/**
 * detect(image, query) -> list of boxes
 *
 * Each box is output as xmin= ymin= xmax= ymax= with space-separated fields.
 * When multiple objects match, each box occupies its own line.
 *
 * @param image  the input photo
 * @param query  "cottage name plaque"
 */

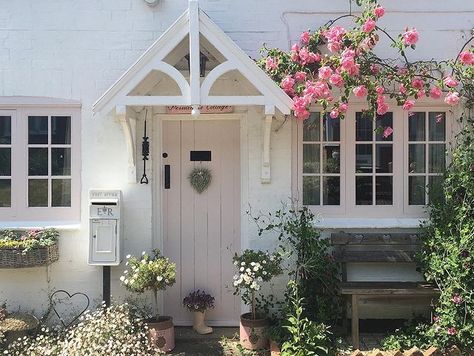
xmin=166 ymin=105 xmax=234 ymax=114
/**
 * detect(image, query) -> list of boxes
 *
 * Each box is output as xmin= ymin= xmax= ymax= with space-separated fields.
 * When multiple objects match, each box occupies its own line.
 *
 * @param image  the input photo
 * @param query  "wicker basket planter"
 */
xmin=0 ymin=243 xmax=59 ymax=268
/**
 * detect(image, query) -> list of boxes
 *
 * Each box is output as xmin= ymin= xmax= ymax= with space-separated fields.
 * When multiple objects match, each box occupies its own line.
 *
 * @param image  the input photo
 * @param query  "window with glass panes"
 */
xmin=0 ymin=115 xmax=12 ymax=207
xmin=355 ymin=112 xmax=394 ymax=205
xmin=302 ymin=112 xmax=341 ymax=206
xmin=28 ymin=115 xmax=72 ymax=207
xmin=408 ymin=111 xmax=446 ymax=205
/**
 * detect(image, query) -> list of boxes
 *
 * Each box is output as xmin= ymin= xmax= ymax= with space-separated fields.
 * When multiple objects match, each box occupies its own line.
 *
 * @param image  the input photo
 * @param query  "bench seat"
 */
xmin=340 ymin=282 xmax=439 ymax=296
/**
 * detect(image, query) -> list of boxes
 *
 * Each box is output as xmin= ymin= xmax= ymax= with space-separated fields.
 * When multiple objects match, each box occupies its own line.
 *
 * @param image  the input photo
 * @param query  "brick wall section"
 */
xmin=349 ymin=345 xmax=468 ymax=356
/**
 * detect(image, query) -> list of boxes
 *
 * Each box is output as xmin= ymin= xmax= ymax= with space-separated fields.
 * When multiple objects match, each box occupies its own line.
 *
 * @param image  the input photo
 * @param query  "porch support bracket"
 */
xmin=115 ymin=105 xmax=137 ymax=183
xmin=261 ymin=105 xmax=274 ymax=183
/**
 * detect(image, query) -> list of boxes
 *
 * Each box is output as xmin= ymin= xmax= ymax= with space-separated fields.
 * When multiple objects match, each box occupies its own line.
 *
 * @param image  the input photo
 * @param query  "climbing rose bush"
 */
xmin=259 ymin=0 xmax=474 ymax=128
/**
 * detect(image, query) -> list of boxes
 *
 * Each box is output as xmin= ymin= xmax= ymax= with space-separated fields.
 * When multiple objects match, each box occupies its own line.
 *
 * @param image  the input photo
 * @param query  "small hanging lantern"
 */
xmin=140 ymin=109 xmax=150 ymax=184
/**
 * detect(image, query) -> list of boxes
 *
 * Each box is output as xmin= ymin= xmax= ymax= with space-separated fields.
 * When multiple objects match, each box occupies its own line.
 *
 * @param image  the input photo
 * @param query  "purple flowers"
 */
xmin=452 ymin=293 xmax=463 ymax=305
xmin=183 ymin=290 xmax=215 ymax=313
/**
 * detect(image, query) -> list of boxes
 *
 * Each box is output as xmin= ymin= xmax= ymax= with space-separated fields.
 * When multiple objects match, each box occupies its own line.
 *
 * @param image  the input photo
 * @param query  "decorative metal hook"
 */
xmin=140 ymin=109 xmax=150 ymax=184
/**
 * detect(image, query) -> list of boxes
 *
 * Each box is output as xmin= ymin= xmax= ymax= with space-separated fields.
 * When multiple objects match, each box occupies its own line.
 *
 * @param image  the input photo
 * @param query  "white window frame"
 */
xmin=0 ymin=101 xmax=81 ymax=222
xmin=294 ymin=103 xmax=453 ymax=219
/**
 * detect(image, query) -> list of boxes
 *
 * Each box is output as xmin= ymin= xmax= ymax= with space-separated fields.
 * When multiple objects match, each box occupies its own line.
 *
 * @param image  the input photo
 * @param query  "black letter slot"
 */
xmin=190 ymin=151 xmax=211 ymax=161
xmin=164 ymin=165 xmax=170 ymax=189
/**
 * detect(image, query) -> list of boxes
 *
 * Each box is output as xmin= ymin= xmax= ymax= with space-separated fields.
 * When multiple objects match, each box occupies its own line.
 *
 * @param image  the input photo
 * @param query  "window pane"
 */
xmin=429 ymin=112 xmax=446 ymax=141
xmin=0 ymin=148 xmax=11 ymax=176
xmin=322 ymin=115 xmax=340 ymax=141
xmin=409 ymin=112 xmax=425 ymax=141
xmin=376 ymin=144 xmax=393 ymax=173
xmin=408 ymin=144 xmax=425 ymax=173
xmin=52 ymin=179 xmax=71 ymax=207
xmin=28 ymin=116 xmax=48 ymax=144
xmin=303 ymin=112 xmax=320 ymax=141
xmin=409 ymin=176 xmax=426 ymax=205
xmin=323 ymin=145 xmax=340 ymax=173
xmin=29 ymin=148 xmax=48 ymax=176
xmin=28 ymin=179 xmax=48 ymax=207
xmin=375 ymin=112 xmax=393 ymax=141
xmin=376 ymin=176 xmax=393 ymax=205
xmin=303 ymin=176 xmax=320 ymax=205
xmin=356 ymin=176 xmax=372 ymax=205
xmin=0 ymin=116 xmax=11 ymax=144
xmin=356 ymin=144 xmax=372 ymax=173
xmin=0 ymin=179 xmax=11 ymax=207
xmin=428 ymin=176 xmax=444 ymax=204
xmin=356 ymin=112 xmax=373 ymax=141
xmin=303 ymin=144 xmax=320 ymax=173
xmin=323 ymin=176 xmax=340 ymax=205
xmin=429 ymin=144 xmax=445 ymax=173
xmin=51 ymin=116 xmax=71 ymax=144
xmin=52 ymin=148 xmax=71 ymax=176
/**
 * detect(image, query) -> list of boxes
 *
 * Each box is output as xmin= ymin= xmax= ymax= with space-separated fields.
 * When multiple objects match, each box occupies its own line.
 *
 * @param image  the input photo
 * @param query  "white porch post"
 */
xmin=115 ymin=105 xmax=137 ymax=183
xmin=189 ymin=0 xmax=201 ymax=109
xmin=261 ymin=105 xmax=274 ymax=183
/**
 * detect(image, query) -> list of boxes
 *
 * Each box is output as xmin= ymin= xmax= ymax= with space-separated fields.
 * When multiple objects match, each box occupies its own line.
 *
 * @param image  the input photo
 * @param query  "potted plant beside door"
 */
xmin=182 ymin=290 xmax=215 ymax=334
xmin=232 ymin=249 xmax=282 ymax=350
xmin=120 ymin=249 xmax=176 ymax=352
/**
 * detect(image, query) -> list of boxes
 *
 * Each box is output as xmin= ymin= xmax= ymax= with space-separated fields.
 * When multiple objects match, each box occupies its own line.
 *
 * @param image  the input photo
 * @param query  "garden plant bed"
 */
xmin=350 ymin=345 xmax=468 ymax=356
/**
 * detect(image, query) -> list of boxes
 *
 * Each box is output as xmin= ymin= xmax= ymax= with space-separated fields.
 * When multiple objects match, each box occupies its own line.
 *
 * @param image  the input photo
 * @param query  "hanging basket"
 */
xmin=188 ymin=167 xmax=212 ymax=194
xmin=0 ymin=243 xmax=59 ymax=268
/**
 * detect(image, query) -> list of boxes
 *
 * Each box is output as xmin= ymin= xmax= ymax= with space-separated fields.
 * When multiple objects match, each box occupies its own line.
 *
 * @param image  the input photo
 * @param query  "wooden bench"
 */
xmin=331 ymin=232 xmax=439 ymax=349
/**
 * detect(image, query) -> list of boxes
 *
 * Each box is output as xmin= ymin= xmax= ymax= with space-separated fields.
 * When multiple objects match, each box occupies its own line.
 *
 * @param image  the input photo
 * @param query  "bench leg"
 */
xmin=351 ymin=294 xmax=360 ymax=349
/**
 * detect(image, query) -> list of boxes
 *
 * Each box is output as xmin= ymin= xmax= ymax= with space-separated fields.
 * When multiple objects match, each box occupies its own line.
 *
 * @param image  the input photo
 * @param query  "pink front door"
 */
xmin=162 ymin=119 xmax=241 ymax=326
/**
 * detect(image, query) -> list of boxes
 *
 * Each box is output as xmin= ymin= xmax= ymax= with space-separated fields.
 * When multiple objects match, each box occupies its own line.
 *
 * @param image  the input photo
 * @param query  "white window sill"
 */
xmin=315 ymin=218 xmax=426 ymax=229
xmin=0 ymin=221 xmax=81 ymax=230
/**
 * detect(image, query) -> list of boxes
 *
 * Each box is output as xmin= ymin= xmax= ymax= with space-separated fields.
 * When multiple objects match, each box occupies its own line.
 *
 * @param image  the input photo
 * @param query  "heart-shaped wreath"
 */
xmin=188 ymin=167 xmax=212 ymax=193
xmin=50 ymin=290 xmax=90 ymax=328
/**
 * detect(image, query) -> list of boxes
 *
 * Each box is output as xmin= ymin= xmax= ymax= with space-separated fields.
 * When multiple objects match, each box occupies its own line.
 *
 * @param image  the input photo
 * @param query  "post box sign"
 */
xmin=166 ymin=105 xmax=234 ymax=114
xmin=89 ymin=190 xmax=121 ymax=219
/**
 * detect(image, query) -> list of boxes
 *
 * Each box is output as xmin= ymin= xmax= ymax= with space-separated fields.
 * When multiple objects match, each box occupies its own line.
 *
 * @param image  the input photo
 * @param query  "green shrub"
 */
xmin=0 ymin=229 xmax=59 ymax=252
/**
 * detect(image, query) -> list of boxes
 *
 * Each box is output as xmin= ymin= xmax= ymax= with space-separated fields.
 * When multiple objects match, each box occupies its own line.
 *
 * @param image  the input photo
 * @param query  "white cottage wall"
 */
xmin=0 ymin=0 xmax=471 ymax=319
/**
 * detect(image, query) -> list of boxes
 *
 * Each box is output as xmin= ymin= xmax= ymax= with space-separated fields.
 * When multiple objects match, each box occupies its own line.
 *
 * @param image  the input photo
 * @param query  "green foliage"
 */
xmin=280 ymin=281 xmax=331 ymax=356
xmin=382 ymin=120 xmax=474 ymax=351
xmin=253 ymin=207 xmax=342 ymax=325
xmin=0 ymin=229 xmax=59 ymax=252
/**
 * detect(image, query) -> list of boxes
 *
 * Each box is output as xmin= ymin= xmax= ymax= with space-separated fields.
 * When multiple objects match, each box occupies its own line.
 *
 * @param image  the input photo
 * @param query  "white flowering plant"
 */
xmin=121 ymin=249 xmax=176 ymax=320
xmin=232 ymin=249 xmax=282 ymax=320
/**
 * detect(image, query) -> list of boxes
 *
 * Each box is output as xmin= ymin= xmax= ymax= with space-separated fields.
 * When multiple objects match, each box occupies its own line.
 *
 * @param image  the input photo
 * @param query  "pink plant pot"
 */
xmin=147 ymin=316 xmax=175 ymax=352
xmin=270 ymin=339 xmax=281 ymax=356
xmin=239 ymin=312 xmax=269 ymax=350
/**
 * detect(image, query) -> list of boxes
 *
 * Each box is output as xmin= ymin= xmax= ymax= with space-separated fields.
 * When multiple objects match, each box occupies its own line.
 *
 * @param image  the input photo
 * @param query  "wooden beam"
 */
xmin=115 ymin=105 xmax=137 ymax=183
xmin=189 ymin=0 xmax=200 ymax=106
xmin=351 ymin=294 xmax=360 ymax=350
xmin=261 ymin=106 xmax=274 ymax=183
xmin=122 ymin=96 xmax=187 ymax=106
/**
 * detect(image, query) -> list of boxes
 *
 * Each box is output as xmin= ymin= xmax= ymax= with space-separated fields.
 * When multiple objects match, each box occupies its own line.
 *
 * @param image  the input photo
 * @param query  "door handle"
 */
xmin=164 ymin=165 xmax=170 ymax=189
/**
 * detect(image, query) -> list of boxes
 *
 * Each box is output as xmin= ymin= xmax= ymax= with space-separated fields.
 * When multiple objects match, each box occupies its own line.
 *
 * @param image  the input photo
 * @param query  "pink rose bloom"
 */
xmin=341 ymin=57 xmax=355 ymax=71
xmin=433 ymin=316 xmax=441 ymax=323
xmin=402 ymin=28 xmax=419 ymax=46
xmin=318 ymin=66 xmax=333 ymax=80
xmin=293 ymin=96 xmax=310 ymax=120
xmin=329 ymin=73 xmax=344 ymax=87
xmin=402 ymin=99 xmax=415 ymax=110
xmin=327 ymin=40 xmax=341 ymax=53
xmin=445 ymin=92 xmax=460 ymax=106
xmin=324 ymin=26 xmax=346 ymax=42
xmin=459 ymin=50 xmax=474 ymax=65
xmin=444 ymin=76 xmax=458 ymax=88
xmin=348 ymin=64 xmax=360 ymax=77
xmin=416 ymin=90 xmax=425 ymax=99
xmin=291 ymin=43 xmax=300 ymax=53
xmin=430 ymin=86 xmax=442 ymax=99
xmin=294 ymin=71 xmax=307 ymax=82
xmin=452 ymin=294 xmax=463 ymax=305
xmin=265 ymin=57 xmax=278 ymax=71
xmin=339 ymin=103 xmax=348 ymax=113
xmin=362 ymin=19 xmax=376 ymax=33
xmin=281 ymin=76 xmax=295 ymax=95
xmin=370 ymin=64 xmax=380 ymax=74
xmin=353 ymin=85 xmax=368 ymax=98
xmin=341 ymin=48 xmax=356 ymax=60
xmin=330 ymin=109 xmax=339 ymax=119
xmin=308 ymin=52 xmax=321 ymax=63
xmin=412 ymin=78 xmax=424 ymax=90
xmin=300 ymin=31 xmax=311 ymax=45
xmin=399 ymin=83 xmax=407 ymax=94
xmin=290 ymin=44 xmax=300 ymax=62
xmin=376 ymin=86 xmax=385 ymax=94
xmin=304 ymin=81 xmax=330 ymax=99
xmin=374 ymin=6 xmax=385 ymax=18
xmin=377 ymin=102 xmax=389 ymax=116
xmin=447 ymin=327 xmax=457 ymax=336
xmin=383 ymin=126 xmax=393 ymax=138
xmin=299 ymin=47 xmax=314 ymax=65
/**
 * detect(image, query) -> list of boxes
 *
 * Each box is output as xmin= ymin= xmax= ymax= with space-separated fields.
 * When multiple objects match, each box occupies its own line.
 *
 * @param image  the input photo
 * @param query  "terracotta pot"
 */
xmin=239 ymin=312 xmax=269 ymax=350
xmin=192 ymin=311 xmax=213 ymax=334
xmin=146 ymin=316 xmax=175 ymax=352
xmin=270 ymin=339 xmax=281 ymax=356
xmin=2 ymin=313 xmax=39 ymax=346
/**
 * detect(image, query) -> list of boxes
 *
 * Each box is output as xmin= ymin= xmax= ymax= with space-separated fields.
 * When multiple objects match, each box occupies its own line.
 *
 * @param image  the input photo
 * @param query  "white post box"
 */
xmin=88 ymin=190 xmax=122 ymax=266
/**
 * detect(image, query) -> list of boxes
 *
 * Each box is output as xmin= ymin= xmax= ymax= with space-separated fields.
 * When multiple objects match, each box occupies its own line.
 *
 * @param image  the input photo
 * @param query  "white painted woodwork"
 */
xmin=90 ymin=219 xmax=117 ymax=263
xmin=162 ymin=119 xmax=241 ymax=325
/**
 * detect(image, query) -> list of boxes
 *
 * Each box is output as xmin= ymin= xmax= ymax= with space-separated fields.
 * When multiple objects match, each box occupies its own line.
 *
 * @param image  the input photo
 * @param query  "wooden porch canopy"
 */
xmin=92 ymin=0 xmax=292 ymax=183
